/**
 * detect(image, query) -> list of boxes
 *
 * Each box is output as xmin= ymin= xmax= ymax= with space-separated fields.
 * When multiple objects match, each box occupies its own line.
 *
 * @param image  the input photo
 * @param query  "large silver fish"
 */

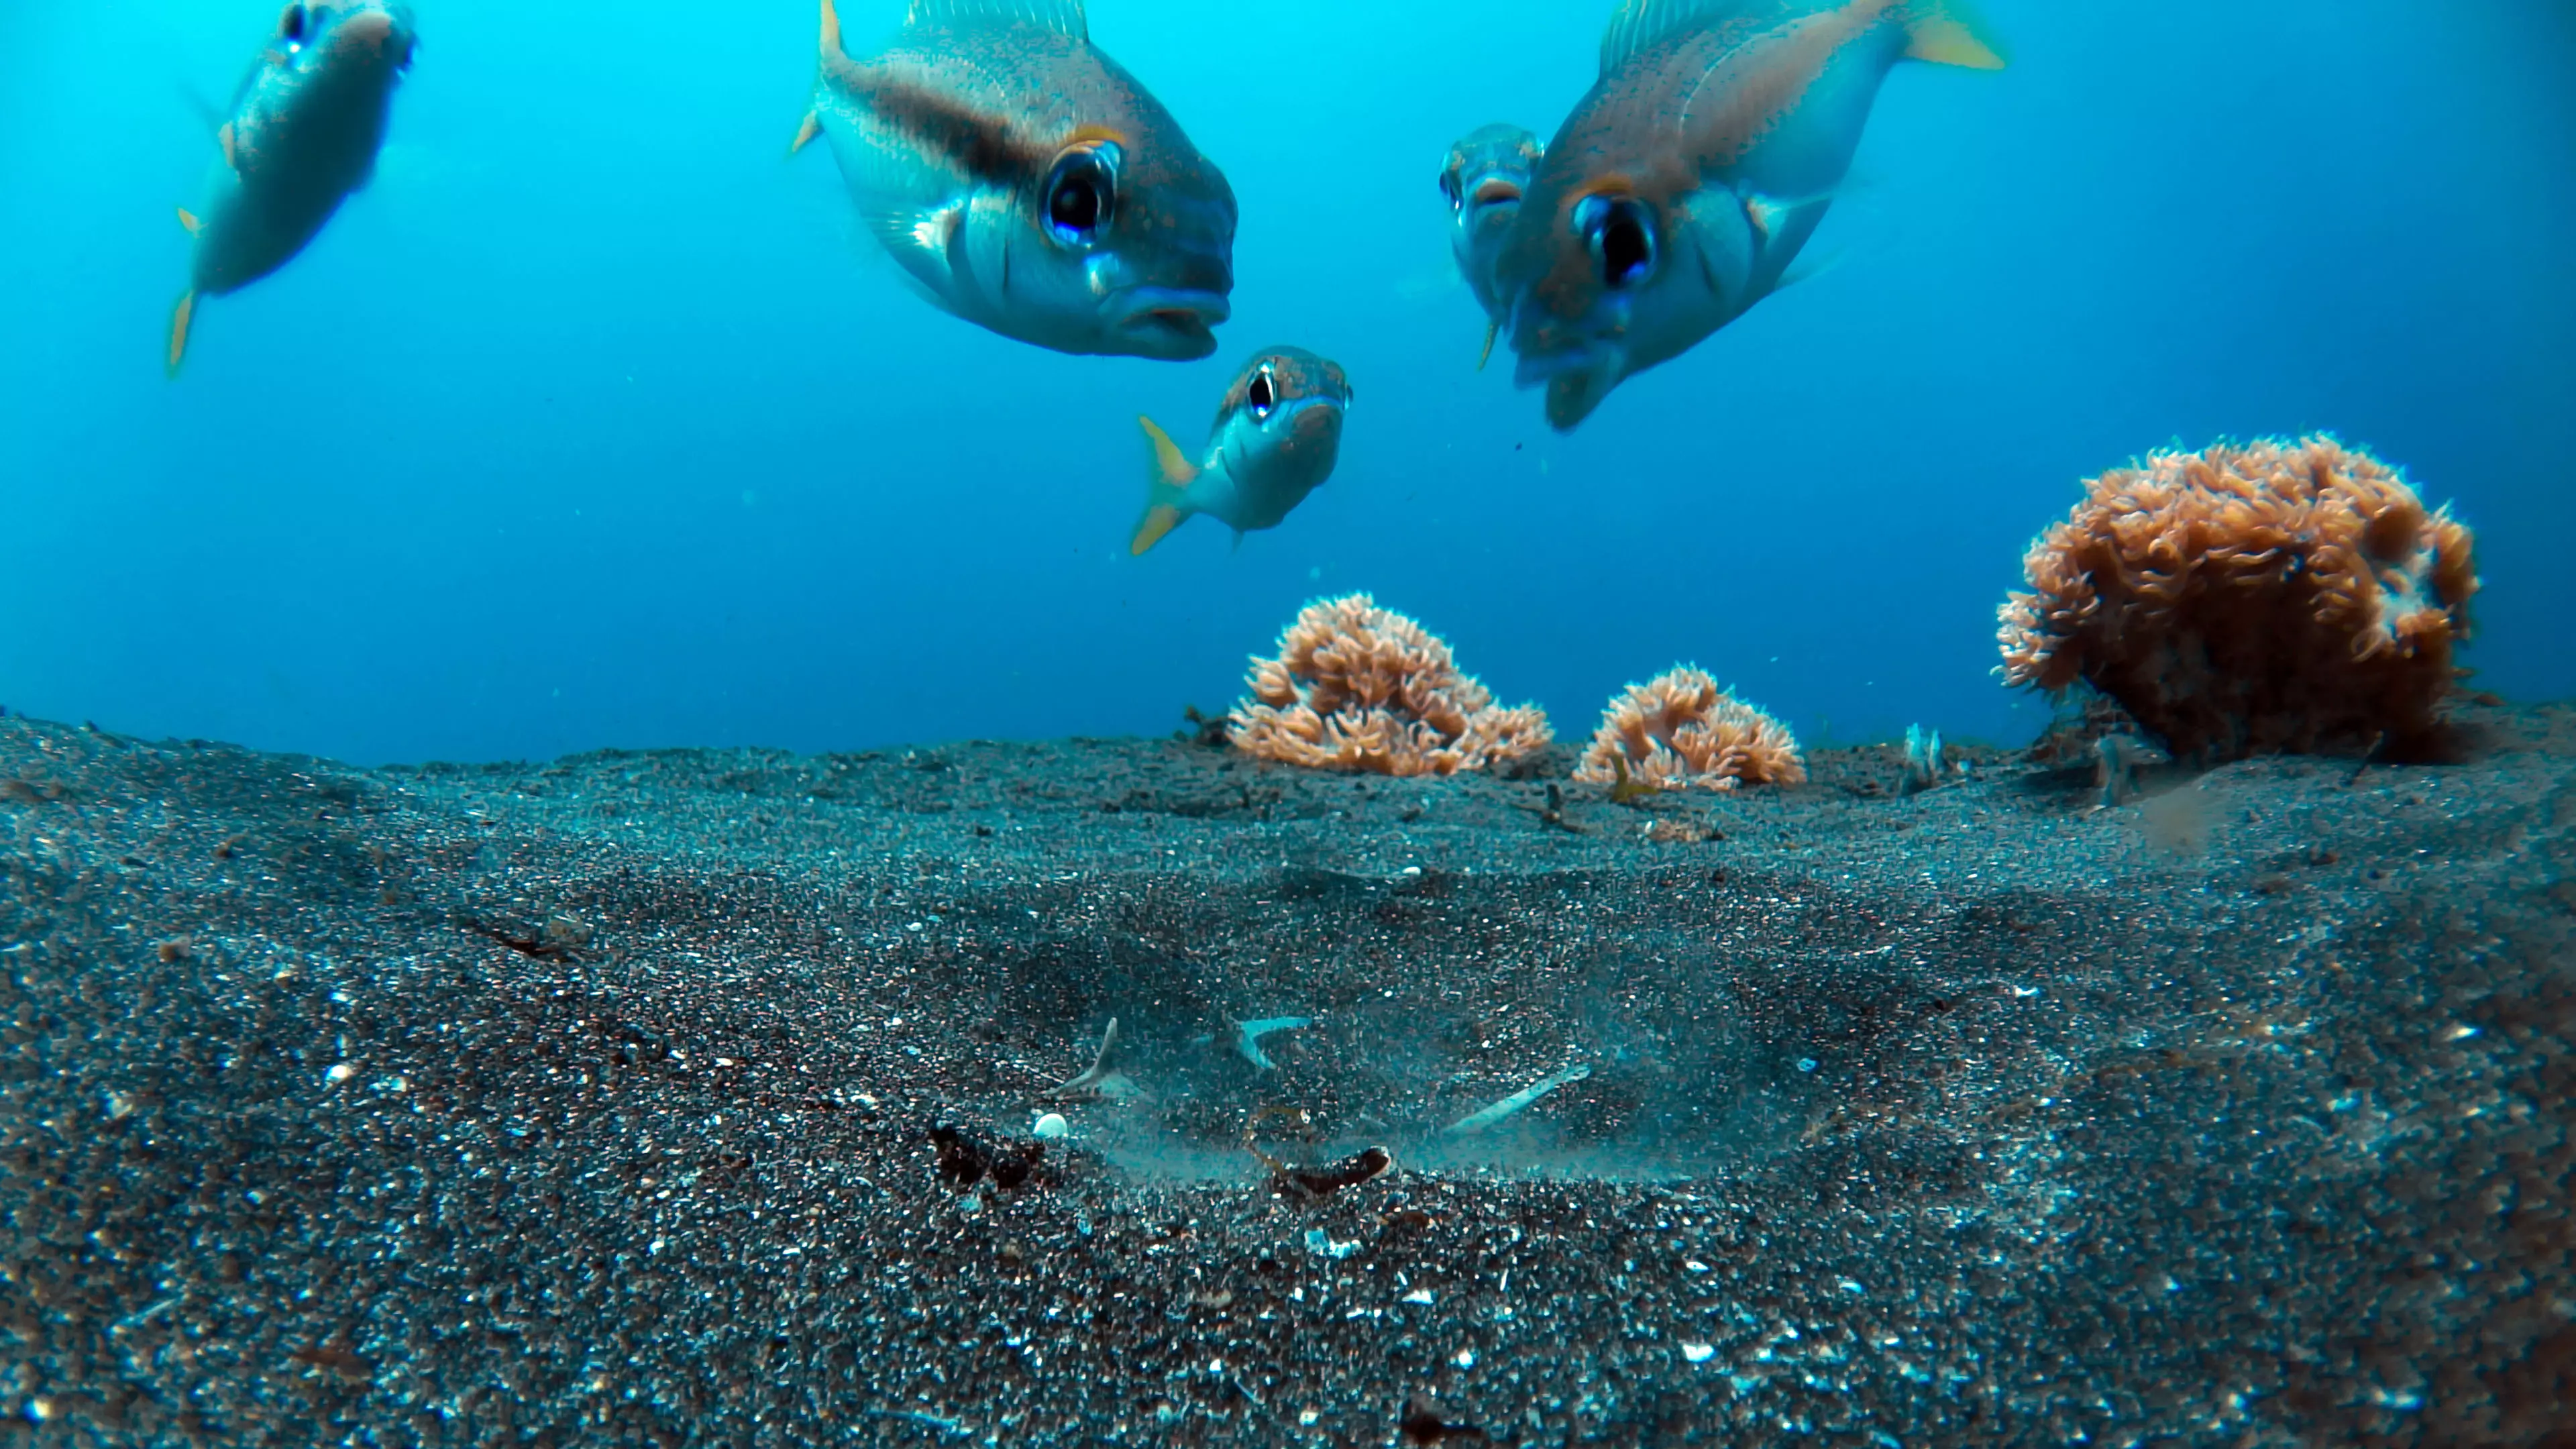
xmin=169 ymin=1 xmax=418 ymax=375
xmin=1495 ymin=0 xmax=2001 ymax=430
xmin=793 ymin=0 xmax=1236 ymax=360
xmin=1130 ymin=347 xmax=1351 ymax=554
xmin=1437 ymin=124 xmax=1543 ymax=370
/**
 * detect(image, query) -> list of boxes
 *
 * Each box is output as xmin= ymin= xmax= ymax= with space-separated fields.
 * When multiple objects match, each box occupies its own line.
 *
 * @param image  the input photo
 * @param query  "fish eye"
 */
xmin=1042 ymin=142 xmax=1121 ymax=248
xmin=1438 ymin=167 xmax=1463 ymax=210
xmin=1575 ymin=195 xmax=1658 ymax=289
xmin=1248 ymin=370 xmax=1277 ymax=420
xmin=278 ymin=3 xmax=307 ymax=42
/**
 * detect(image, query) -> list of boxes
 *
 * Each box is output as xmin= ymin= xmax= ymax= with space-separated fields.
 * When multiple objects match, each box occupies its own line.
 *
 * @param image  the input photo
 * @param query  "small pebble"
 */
xmin=1032 ymin=1112 xmax=1069 ymax=1140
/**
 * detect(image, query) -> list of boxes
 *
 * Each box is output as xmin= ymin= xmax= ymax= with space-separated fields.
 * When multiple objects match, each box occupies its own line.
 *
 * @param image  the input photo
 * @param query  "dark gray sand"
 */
xmin=1 ymin=705 xmax=2571 ymax=1446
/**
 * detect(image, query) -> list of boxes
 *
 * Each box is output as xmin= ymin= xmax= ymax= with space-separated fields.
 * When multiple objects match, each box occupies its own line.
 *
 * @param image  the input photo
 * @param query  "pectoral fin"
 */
xmin=1742 ymin=193 xmax=1786 ymax=241
xmin=1739 ymin=188 xmax=1834 ymax=246
xmin=1726 ymin=185 xmax=1835 ymax=298
xmin=176 ymin=207 xmax=203 ymax=235
xmin=851 ymin=189 xmax=969 ymax=309
xmin=789 ymin=110 xmax=822 ymax=156
xmin=1477 ymin=320 xmax=1499 ymax=371
xmin=177 ymin=84 xmax=223 ymax=138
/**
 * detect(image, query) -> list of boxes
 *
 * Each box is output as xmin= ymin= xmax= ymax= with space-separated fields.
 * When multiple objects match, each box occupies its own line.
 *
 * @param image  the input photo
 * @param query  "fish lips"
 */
xmin=1466 ymin=176 xmax=1523 ymax=216
xmin=1276 ymin=396 xmax=1346 ymax=448
xmin=327 ymin=5 xmax=419 ymax=70
xmin=1103 ymin=286 xmax=1231 ymax=361
xmin=1288 ymin=396 xmax=1343 ymax=435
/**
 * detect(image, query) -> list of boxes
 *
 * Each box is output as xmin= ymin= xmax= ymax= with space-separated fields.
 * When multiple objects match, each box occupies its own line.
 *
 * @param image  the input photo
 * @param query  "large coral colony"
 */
xmin=2000 ymin=435 xmax=2477 ymax=761
xmin=1232 ymin=435 xmax=2477 ymax=784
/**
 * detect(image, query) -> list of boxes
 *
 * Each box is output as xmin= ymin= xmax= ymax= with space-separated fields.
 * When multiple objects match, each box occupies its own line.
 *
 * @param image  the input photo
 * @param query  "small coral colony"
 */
xmin=176 ymin=1 xmax=2482 ymax=781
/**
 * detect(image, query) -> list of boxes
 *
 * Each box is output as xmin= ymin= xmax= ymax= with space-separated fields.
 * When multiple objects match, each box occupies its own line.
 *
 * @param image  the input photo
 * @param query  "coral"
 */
xmin=1228 ymin=594 xmax=1552 ymax=775
xmin=1999 ymin=435 xmax=2477 ymax=759
xmin=1571 ymin=666 xmax=1806 ymax=792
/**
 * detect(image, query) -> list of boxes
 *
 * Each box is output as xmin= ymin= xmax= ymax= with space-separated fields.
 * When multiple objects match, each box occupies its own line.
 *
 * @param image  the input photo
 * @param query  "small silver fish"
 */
xmin=1495 ymin=0 xmax=2001 ymax=430
xmin=169 ymin=1 xmax=417 ymax=374
xmin=1131 ymin=347 xmax=1351 ymax=554
xmin=1437 ymin=124 xmax=1543 ymax=369
xmin=794 ymin=0 xmax=1236 ymax=360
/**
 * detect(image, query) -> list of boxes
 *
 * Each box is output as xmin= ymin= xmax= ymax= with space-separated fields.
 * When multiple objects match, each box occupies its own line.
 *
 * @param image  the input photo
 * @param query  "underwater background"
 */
xmin=3 ymin=0 xmax=2571 ymax=767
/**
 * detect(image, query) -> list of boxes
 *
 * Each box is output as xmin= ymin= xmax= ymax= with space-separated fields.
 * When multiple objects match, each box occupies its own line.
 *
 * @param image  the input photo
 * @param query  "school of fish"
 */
xmin=164 ymin=0 xmax=2000 ymax=533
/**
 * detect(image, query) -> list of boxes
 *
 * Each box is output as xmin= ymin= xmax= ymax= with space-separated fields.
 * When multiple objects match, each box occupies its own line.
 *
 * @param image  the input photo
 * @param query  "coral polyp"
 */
xmin=1998 ymin=435 xmax=2477 ymax=759
xmin=1572 ymin=666 xmax=1805 ymax=792
xmin=1228 ymin=594 xmax=1552 ymax=776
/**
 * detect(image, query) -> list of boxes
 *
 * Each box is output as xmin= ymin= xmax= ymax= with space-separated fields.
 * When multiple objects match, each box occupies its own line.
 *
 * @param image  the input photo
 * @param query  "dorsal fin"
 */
xmin=1599 ymin=0 xmax=1792 ymax=74
xmin=906 ymin=0 xmax=1087 ymax=38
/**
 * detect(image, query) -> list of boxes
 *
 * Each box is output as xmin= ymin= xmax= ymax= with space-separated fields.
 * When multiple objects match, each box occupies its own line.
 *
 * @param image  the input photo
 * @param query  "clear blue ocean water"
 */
xmin=4 ymin=1 xmax=2571 ymax=766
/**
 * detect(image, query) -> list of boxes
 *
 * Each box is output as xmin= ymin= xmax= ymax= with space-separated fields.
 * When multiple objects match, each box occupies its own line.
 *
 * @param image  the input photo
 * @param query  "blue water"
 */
xmin=5 ymin=2 xmax=2571 ymax=766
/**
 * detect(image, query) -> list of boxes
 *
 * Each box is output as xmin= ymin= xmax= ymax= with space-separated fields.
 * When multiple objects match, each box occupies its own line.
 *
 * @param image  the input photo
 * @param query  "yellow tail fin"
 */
xmin=1903 ymin=1 xmax=2005 ymax=69
xmin=1132 ymin=504 xmax=1185 ymax=555
xmin=1130 ymin=415 xmax=1199 ymax=555
xmin=167 ymin=292 xmax=197 ymax=377
xmin=1140 ymin=415 xmax=1195 ymax=488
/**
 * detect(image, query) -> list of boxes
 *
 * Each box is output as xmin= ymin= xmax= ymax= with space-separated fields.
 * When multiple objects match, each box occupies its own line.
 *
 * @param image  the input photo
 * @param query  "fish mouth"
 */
xmin=1105 ymin=288 xmax=1231 ymax=360
xmin=1510 ymin=343 xmax=1612 ymax=390
xmin=1286 ymin=398 xmax=1344 ymax=443
xmin=332 ymin=7 xmax=419 ymax=68
xmin=1470 ymin=177 xmax=1522 ymax=209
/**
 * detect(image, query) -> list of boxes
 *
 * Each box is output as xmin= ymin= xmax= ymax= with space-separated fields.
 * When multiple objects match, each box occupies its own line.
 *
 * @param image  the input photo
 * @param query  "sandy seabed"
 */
xmin=0 ymin=704 xmax=2569 ymax=1446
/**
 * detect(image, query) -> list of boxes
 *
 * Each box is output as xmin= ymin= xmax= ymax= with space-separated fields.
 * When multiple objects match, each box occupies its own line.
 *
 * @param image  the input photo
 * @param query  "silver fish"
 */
xmin=1131 ymin=347 xmax=1352 ymax=553
xmin=170 ymin=1 xmax=417 ymax=374
xmin=794 ymin=0 xmax=1236 ymax=360
xmin=1495 ymin=0 xmax=2001 ymax=430
xmin=1437 ymin=123 xmax=1543 ymax=369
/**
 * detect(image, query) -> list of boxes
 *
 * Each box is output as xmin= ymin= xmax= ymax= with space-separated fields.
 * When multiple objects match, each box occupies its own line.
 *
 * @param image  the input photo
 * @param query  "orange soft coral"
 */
xmin=1998 ymin=435 xmax=2477 ymax=760
xmin=1571 ymin=666 xmax=1805 ymax=792
xmin=1229 ymin=594 xmax=1552 ymax=775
